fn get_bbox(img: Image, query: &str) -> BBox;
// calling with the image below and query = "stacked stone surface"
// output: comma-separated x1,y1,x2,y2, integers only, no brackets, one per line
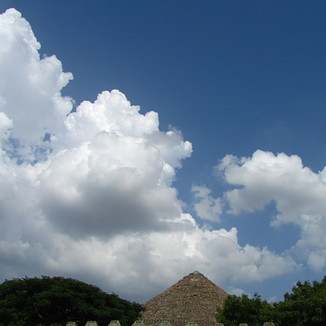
141,271,229,326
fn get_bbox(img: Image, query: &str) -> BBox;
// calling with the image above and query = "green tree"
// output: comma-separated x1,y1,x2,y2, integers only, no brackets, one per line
0,276,142,326
216,293,274,326
216,276,326,326
274,276,326,326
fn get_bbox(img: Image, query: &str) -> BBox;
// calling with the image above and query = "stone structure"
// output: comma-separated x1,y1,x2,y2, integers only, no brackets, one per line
62,320,278,326
141,271,229,326
109,321,122,326
132,321,146,326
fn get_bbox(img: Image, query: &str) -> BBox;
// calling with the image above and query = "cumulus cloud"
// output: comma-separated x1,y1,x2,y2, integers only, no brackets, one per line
38,129,188,238
0,8,73,159
218,150,326,272
0,8,302,302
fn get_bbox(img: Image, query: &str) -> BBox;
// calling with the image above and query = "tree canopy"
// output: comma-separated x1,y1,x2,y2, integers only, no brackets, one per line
216,293,272,326
217,276,326,326
274,277,326,326
0,276,142,326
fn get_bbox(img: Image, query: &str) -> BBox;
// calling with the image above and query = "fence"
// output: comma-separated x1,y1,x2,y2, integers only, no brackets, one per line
62,320,276,326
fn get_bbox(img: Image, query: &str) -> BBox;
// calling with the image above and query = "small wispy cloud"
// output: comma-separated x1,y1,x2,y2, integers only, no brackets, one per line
192,185,223,222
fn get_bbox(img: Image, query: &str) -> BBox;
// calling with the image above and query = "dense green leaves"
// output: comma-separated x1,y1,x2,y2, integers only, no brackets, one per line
217,276,326,326
0,276,142,326
216,293,273,326
274,277,326,326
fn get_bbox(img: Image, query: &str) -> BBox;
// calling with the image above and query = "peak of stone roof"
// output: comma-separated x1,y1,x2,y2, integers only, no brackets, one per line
191,270,201,274
141,272,229,326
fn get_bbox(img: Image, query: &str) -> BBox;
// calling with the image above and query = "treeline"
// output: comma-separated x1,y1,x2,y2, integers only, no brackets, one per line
217,276,326,326
0,276,143,326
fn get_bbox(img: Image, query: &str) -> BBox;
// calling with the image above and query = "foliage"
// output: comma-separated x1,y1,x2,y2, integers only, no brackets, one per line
0,276,143,326
216,293,273,326
274,276,326,326
217,276,326,326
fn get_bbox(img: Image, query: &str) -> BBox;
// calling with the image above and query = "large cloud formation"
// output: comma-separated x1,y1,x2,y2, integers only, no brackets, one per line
217,150,326,272
1,8,322,302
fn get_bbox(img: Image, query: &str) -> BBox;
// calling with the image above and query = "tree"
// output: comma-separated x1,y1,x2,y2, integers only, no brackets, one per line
0,276,143,326
216,293,274,326
274,276,326,326
216,276,326,326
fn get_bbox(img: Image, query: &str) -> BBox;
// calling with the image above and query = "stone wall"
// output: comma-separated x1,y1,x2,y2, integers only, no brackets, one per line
60,320,275,326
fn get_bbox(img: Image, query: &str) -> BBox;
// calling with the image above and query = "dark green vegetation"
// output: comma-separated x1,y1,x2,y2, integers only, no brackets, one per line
217,276,326,326
216,293,273,326
0,276,142,326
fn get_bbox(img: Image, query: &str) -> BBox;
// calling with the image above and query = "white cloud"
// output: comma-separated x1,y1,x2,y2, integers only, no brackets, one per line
192,185,223,221
0,112,12,139
218,150,326,272
0,8,73,160
63,90,159,148
38,130,188,238
227,286,247,296
0,8,302,302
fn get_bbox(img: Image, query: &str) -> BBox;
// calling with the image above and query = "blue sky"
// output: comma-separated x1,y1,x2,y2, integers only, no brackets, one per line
0,1,325,303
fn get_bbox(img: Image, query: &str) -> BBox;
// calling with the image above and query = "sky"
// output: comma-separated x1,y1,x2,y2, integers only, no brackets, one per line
0,0,325,303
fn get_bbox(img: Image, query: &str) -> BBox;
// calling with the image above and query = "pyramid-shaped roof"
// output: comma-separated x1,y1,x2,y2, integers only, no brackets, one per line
141,271,229,326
